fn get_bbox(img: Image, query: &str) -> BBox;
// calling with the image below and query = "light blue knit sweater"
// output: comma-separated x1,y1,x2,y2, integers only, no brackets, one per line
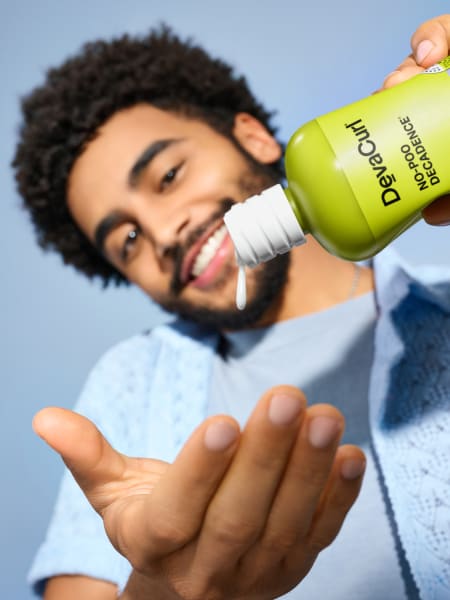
29,249,450,599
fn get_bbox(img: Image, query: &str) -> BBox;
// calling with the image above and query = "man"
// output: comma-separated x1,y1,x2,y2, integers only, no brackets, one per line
13,15,450,600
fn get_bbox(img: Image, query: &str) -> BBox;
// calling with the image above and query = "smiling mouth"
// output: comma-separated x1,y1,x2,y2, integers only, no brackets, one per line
176,220,233,293
172,199,236,293
190,224,228,277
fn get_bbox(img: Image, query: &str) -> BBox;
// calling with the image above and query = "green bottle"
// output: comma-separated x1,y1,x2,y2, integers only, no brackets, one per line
224,57,450,266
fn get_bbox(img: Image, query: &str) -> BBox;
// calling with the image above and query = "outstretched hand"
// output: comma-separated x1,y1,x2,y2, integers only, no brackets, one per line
382,14,450,226
34,386,365,600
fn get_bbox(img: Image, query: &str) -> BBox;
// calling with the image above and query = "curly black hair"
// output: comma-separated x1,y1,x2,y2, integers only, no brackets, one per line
12,25,283,286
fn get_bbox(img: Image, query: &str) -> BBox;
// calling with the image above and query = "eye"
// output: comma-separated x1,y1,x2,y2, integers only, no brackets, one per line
120,226,141,262
160,162,183,191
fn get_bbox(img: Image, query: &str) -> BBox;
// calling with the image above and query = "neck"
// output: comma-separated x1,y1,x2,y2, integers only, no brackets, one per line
255,236,374,326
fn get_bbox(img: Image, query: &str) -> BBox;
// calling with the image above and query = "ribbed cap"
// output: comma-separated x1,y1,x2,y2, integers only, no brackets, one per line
223,184,306,267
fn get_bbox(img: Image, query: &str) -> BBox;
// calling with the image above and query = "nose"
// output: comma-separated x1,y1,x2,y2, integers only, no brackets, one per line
139,199,192,261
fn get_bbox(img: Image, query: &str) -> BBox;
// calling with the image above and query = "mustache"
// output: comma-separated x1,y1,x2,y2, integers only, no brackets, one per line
169,198,236,296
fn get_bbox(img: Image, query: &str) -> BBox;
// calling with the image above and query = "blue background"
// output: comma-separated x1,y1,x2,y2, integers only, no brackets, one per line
2,1,449,597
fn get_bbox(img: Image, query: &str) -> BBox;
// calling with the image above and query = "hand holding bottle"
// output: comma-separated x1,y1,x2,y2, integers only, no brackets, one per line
383,13,450,226
226,15,450,267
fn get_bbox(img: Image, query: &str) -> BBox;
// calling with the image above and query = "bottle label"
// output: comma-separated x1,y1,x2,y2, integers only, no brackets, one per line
422,56,450,73
316,66,450,239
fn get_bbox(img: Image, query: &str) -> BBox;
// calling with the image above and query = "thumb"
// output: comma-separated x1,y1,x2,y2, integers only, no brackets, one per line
410,15,450,67
33,407,126,511
422,195,450,226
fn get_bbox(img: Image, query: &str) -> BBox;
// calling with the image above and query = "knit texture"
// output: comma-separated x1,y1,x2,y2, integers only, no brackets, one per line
371,253,450,600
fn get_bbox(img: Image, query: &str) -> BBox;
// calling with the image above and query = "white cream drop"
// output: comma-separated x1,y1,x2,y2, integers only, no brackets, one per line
236,261,247,310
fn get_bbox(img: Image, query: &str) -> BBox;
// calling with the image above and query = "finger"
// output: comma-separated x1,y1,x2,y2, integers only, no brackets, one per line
382,15,450,90
382,58,423,89
304,444,366,552
258,403,345,553
422,195,450,226
33,407,127,509
131,414,240,559
197,386,308,564
410,14,450,67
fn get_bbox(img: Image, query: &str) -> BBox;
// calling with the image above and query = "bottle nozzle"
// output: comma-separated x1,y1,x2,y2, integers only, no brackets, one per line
223,184,306,268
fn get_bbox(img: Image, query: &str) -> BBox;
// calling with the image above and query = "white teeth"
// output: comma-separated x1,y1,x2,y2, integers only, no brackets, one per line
191,225,228,278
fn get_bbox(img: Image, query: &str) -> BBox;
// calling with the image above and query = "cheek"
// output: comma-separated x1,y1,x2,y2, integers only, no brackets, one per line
134,277,172,305
124,254,170,299
188,152,247,195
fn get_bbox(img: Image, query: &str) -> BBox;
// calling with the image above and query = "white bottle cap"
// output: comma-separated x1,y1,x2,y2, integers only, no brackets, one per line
223,184,306,267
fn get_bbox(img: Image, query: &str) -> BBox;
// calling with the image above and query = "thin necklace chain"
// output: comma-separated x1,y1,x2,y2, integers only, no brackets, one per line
348,263,362,300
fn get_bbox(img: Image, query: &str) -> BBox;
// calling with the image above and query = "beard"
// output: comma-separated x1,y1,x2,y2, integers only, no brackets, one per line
156,157,290,331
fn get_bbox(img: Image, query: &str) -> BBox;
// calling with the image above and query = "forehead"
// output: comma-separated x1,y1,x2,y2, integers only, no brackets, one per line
71,103,210,180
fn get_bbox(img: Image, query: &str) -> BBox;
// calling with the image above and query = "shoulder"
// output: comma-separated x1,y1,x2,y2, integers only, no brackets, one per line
71,330,165,453
89,331,161,379
374,248,450,313
73,321,218,453
91,319,218,377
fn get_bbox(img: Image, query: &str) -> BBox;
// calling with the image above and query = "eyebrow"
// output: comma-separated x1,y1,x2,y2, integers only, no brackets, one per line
94,210,129,255
128,138,183,187
94,138,184,254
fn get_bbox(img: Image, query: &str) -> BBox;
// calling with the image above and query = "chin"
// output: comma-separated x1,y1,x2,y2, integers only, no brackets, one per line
161,254,290,331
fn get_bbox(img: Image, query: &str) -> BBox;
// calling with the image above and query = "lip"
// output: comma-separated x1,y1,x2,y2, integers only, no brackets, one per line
180,220,228,285
190,233,233,289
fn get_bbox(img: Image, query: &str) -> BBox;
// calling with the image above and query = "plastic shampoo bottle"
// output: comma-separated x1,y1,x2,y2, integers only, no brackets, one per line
224,57,450,268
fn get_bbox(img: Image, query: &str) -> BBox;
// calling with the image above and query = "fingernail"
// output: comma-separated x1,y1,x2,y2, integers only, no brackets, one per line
268,393,303,426
204,421,238,452
341,458,366,480
415,40,434,64
308,416,340,448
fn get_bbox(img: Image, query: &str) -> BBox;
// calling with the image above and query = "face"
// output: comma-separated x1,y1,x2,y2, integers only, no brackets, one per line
68,104,288,329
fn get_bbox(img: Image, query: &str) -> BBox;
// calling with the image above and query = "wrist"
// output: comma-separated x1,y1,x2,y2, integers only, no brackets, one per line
119,569,178,600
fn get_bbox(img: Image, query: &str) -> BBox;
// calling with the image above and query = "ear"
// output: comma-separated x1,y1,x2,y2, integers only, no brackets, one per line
232,113,282,164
